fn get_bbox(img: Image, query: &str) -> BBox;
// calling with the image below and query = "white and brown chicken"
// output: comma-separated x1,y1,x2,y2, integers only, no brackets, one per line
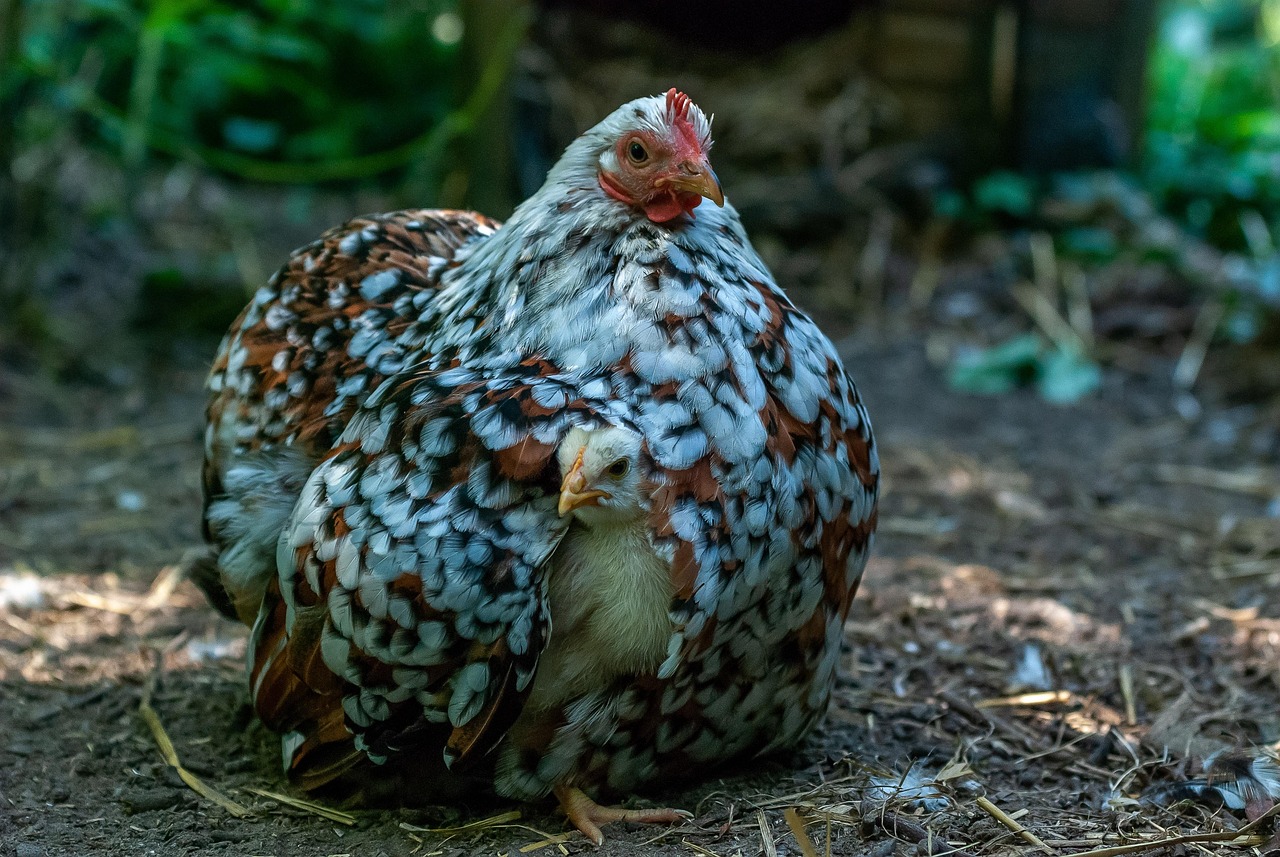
197,89,879,842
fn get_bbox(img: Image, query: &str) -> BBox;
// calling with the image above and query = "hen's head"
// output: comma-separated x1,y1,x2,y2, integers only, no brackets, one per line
566,89,723,225
556,425,646,526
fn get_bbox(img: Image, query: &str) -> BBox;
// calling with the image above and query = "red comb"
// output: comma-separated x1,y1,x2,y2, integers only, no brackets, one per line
666,88,692,125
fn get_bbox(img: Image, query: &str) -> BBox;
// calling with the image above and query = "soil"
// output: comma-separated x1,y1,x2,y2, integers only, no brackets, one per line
1,323,1278,857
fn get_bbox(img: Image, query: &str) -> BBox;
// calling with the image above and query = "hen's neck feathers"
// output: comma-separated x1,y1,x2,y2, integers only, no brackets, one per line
428,95,762,371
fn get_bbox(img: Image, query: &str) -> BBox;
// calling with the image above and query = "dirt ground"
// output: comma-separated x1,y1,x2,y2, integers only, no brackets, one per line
1,322,1278,857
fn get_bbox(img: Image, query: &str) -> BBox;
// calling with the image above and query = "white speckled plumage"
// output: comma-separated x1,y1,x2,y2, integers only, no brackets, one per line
200,90,878,822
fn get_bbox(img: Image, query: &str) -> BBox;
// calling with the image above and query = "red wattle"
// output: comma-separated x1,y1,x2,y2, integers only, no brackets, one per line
643,193,683,223
600,173,701,224
599,172,632,205
645,191,702,224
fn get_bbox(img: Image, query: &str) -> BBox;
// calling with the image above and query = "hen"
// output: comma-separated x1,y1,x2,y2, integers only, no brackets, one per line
199,89,879,842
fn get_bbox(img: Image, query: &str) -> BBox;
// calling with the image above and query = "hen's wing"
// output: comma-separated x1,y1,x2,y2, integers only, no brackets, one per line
250,362,630,788
201,209,499,623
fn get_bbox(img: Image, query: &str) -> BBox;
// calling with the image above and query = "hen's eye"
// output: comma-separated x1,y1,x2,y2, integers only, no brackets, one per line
626,140,649,165
607,458,630,478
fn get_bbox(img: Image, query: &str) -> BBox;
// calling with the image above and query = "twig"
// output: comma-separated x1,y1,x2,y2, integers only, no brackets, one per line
1045,837,1266,850
758,809,778,857
58,589,142,615
244,786,355,825
518,842,569,855
0,609,40,640
974,795,1052,854
1155,464,1278,498
141,561,186,612
940,689,1044,752
1059,833,1269,857
908,221,946,311
137,656,252,818
1023,732,1097,763
1117,664,1136,725
1029,232,1058,301
1173,299,1223,389
515,826,572,853
784,807,820,857
1063,264,1095,351
1011,281,1089,356
481,822,567,853
856,206,895,313
400,809,522,834
1056,803,1278,857
977,690,1072,708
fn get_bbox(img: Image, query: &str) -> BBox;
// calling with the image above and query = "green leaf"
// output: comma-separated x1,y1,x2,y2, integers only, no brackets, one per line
948,334,1042,395
973,171,1035,218
950,336,1101,403
933,189,967,220
1036,347,1102,403
222,116,280,153
1059,227,1119,261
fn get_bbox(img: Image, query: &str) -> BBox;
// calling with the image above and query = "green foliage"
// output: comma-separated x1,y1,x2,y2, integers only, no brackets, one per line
1141,0,1280,357
972,171,1036,221
949,335,1102,404
948,335,1042,395
11,0,522,188
930,6,1280,397
1145,0,1280,253
0,0,527,371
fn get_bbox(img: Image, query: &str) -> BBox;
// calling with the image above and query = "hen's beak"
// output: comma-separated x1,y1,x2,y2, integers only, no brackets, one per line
662,159,724,207
559,448,610,516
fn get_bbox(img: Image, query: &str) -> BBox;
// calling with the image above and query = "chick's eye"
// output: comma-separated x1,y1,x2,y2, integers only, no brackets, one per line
607,458,630,478
626,140,648,165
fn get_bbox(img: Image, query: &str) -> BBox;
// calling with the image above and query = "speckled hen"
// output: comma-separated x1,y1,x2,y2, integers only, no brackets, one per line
199,89,879,842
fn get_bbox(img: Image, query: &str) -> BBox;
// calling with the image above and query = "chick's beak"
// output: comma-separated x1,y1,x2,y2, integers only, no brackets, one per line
559,448,610,516
663,158,724,207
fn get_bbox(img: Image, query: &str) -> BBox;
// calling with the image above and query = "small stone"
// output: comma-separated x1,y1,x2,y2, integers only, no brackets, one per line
0,572,43,610
16,843,44,857
867,840,896,857
115,490,146,512
122,789,178,814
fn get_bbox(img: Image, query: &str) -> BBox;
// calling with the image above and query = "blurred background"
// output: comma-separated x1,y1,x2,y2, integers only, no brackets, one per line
1,0,1278,410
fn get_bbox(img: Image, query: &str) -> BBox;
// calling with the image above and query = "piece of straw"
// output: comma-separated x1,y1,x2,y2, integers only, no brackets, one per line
974,795,1051,854
137,663,252,818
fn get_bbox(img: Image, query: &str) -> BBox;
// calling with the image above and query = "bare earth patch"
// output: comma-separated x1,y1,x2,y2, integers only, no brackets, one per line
1,335,1277,857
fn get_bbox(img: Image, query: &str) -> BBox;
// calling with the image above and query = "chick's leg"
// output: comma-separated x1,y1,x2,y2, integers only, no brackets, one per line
554,784,688,845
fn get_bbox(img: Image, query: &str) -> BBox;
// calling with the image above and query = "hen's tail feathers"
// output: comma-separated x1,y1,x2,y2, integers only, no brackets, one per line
203,447,315,625
180,545,240,621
